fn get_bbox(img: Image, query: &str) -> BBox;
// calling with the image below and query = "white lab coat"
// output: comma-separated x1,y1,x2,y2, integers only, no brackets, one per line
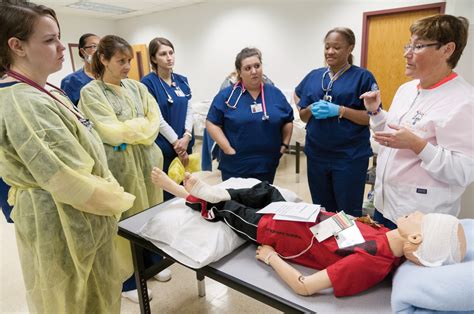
370,75,474,223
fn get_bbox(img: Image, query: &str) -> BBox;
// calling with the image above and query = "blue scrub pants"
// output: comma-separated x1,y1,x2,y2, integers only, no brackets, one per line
374,209,398,229
0,178,13,223
221,169,276,184
307,157,368,217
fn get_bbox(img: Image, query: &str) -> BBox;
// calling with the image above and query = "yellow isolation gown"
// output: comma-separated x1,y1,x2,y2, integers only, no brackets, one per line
79,79,164,280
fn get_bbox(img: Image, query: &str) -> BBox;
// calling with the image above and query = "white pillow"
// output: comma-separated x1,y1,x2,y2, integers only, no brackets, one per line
138,178,301,268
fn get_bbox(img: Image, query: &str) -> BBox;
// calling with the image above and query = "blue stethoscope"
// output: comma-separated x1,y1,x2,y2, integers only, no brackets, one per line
158,73,191,104
225,81,269,121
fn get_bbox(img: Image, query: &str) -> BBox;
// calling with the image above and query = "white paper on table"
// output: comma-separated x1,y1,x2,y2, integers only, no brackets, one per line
257,201,320,219
334,224,365,249
273,209,319,222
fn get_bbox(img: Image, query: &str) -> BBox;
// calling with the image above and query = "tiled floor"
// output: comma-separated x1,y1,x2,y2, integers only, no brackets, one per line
0,142,371,313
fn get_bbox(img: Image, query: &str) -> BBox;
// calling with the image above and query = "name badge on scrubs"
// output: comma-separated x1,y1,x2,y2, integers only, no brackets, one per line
250,103,263,113
174,87,185,97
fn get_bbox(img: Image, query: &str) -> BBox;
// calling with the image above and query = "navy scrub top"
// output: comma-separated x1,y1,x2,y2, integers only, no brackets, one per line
141,72,194,157
295,65,377,160
207,83,294,175
60,68,93,105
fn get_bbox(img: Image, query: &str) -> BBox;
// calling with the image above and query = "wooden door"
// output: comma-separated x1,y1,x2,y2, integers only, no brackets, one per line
362,4,444,110
128,44,151,81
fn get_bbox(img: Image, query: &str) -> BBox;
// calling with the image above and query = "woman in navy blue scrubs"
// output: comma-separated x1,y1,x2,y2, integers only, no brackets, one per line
206,47,294,184
294,27,379,217
60,33,99,105
141,37,193,200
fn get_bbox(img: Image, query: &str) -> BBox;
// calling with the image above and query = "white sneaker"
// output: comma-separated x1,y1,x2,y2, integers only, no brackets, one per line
154,269,172,282
122,288,153,303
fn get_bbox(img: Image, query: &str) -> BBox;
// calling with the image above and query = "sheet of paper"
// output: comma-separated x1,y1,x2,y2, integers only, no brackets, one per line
335,223,365,249
273,209,319,222
257,202,320,220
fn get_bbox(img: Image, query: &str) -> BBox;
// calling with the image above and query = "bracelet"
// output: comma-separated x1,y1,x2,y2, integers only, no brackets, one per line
264,251,278,265
367,106,381,116
281,143,289,149
339,106,346,119
184,131,193,138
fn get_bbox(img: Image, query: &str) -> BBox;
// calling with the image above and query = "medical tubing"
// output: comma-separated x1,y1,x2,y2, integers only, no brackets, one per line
276,236,316,260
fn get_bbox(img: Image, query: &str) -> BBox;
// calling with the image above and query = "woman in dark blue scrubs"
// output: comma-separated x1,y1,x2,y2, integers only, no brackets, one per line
206,47,294,184
141,37,193,200
60,33,99,105
294,27,379,217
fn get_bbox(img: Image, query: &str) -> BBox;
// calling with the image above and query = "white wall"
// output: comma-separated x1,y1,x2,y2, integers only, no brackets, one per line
114,0,473,102
49,14,117,85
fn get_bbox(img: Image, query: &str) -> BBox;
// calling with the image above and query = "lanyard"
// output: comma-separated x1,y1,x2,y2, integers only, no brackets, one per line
6,70,93,130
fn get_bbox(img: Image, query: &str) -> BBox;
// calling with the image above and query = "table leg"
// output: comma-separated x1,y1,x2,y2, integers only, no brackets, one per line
196,272,206,297
131,243,151,314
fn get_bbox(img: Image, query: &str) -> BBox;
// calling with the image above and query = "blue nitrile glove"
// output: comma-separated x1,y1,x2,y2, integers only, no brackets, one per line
311,100,340,119
113,143,128,151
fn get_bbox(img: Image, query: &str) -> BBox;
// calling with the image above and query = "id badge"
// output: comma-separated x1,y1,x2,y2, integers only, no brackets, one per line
175,88,185,97
323,94,332,102
250,103,263,113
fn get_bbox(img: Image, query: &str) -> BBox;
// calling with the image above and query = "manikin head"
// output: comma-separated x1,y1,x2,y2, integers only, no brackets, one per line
397,211,467,266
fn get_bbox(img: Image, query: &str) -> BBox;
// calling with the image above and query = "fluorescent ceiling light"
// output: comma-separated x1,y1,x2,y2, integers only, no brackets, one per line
67,1,135,14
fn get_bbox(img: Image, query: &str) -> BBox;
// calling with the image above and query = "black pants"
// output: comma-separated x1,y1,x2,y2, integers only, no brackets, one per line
188,182,285,243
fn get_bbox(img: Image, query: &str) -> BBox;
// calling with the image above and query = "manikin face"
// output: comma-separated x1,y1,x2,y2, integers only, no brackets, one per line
238,55,263,90
324,32,353,69
14,15,65,76
101,51,132,81
397,211,424,265
153,45,175,71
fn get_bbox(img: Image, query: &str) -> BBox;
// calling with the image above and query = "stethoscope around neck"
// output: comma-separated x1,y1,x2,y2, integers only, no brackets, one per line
158,72,191,104
225,81,269,121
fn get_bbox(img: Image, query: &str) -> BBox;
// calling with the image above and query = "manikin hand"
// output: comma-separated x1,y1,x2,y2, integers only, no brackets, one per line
256,245,277,264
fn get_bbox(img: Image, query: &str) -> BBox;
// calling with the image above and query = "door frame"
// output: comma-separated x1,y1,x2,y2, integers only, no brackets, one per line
360,2,446,67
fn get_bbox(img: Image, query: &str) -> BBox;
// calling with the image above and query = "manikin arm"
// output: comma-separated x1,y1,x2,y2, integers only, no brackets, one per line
257,245,332,296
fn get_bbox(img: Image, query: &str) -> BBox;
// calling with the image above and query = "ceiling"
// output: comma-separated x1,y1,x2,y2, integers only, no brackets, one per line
36,0,205,20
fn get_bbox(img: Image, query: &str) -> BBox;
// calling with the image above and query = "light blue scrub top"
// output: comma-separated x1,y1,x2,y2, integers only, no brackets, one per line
295,65,377,160
207,83,294,175
60,68,93,105
141,72,194,157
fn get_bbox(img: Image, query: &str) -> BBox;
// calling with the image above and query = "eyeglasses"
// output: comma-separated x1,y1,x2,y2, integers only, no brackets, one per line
82,44,98,51
403,42,440,54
